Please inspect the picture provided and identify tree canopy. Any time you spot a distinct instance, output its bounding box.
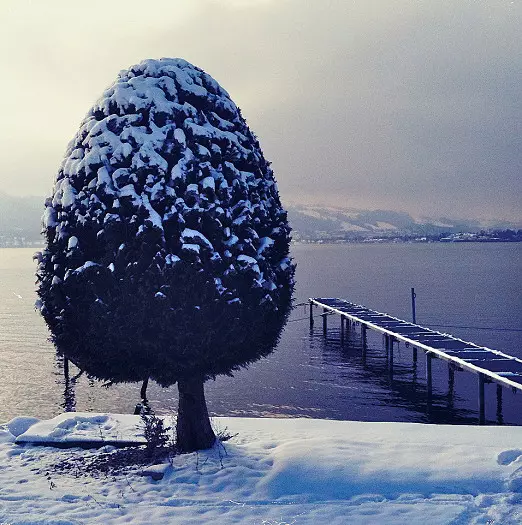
[36,58,295,408]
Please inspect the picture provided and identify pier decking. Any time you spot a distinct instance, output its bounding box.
[310,297,522,424]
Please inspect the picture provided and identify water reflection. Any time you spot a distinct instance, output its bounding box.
[313,322,480,425]
[47,315,517,428]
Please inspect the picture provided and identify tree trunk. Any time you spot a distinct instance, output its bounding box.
[176,377,216,453]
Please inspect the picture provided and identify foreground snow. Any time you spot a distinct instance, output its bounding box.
[1,415,522,524]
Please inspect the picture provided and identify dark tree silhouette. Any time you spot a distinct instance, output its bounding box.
[35,58,295,452]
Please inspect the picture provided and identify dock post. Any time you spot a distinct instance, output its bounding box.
[361,325,367,362]
[412,348,418,388]
[341,316,345,343]
[411,287,417,324]
[309,301,314,328]
[322,308,328,334]
[479,374,486,425]
[389,337,394,377]
[496,385,503,425]
[413,347,418,363]
[448,365,455,409]
[426,353,433,399]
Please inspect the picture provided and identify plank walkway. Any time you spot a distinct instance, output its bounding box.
[310,298,522,390]
[309,298,522,415]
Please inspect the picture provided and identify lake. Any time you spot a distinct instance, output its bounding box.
[1,243,521,425]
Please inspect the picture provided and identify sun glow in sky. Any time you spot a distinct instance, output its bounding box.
[0,0,520,220]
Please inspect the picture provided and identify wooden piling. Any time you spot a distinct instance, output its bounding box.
[497,384,503,425]
[447,365,455,409]
[411,287,417,324]
[389,337,394,377]
[448,365,455,391]
[412,353,418,387]
[479,374,486,425]
[322,308,327,334]
[426,353,433,398]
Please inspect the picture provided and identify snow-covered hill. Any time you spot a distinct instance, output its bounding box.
[286,204,522,240]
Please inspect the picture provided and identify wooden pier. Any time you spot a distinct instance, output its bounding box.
[310,297,522,424]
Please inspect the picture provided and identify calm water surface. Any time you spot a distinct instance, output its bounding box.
[1,243,521,425]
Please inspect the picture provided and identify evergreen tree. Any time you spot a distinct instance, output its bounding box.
[36,58,295,452]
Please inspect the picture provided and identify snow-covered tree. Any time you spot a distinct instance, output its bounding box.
[36,58,295,452]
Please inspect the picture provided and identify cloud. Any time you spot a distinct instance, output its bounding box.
[0,0,520,220]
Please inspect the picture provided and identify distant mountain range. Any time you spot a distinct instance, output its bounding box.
[285,204,522,241]
[0,192,520,247]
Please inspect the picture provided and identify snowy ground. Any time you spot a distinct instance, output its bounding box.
[1,415,522,524]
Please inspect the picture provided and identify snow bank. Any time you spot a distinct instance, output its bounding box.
[1,416,522,524]
[7,416,40,437]
[260,434,508,498]
[15,413,147,448]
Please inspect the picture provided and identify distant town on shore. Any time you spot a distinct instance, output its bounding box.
[293,229,522,245]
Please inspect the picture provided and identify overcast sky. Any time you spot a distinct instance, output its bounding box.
[0,0,520,220]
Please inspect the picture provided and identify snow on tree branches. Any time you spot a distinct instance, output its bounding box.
[36,58,295,390]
